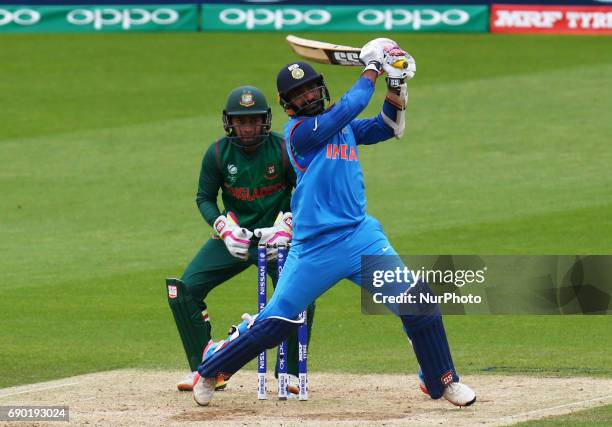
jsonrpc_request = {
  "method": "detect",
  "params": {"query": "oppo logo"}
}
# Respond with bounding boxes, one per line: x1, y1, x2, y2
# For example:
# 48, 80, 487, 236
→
358, 9, 470, 30
67, 8, 178, 30
219, 8, 330, 30
0, 9, 40, 26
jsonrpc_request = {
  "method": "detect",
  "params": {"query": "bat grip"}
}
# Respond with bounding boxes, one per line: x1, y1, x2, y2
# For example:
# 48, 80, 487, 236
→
392, 60, 408, 69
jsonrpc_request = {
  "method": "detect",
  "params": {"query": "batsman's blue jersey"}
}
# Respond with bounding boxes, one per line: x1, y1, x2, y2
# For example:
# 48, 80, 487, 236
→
284, 77, 394, 243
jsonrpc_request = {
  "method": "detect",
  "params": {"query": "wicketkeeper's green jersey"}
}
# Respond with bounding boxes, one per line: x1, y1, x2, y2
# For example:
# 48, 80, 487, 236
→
197, 132, 295, 231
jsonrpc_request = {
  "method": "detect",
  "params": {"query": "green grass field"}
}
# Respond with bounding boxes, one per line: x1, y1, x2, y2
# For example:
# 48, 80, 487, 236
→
515, 404, 612, 426
1, 33, 611, 423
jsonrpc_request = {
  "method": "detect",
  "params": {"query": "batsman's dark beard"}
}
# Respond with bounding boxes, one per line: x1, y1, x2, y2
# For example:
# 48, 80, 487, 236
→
296, 99, 324, 116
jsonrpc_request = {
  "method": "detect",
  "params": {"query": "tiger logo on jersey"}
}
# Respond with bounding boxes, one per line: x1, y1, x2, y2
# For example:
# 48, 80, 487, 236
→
265, 163, 278, 180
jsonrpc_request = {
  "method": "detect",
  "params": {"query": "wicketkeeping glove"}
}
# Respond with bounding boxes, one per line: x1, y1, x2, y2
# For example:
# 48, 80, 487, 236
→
254, 212, 293, 261
214, 212, 253, 261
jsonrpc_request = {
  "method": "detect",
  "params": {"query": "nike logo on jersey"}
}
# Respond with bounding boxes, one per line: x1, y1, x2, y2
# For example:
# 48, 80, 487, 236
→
382, 246, 390, 252
313, 117, 319, 131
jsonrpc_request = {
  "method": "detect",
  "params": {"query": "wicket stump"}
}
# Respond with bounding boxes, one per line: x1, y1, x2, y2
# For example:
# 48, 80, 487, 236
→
257, 243, 308, 401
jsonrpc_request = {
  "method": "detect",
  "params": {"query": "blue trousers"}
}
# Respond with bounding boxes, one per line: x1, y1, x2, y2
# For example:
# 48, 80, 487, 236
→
258, 215, 395, 320
199, 215, 458, 399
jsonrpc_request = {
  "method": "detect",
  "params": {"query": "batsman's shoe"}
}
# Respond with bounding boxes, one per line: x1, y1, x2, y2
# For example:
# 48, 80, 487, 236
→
215, 375, 227, 391
192, 339, 229, 404
418, 371, 476, 407
443, 382, 476, 407
192, 372, 216, 406
177, 371, 196, 391
178, 372, 227, 392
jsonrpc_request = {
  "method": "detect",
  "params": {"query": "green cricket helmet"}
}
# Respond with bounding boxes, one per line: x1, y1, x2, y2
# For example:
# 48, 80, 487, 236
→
222, 86, 272, 148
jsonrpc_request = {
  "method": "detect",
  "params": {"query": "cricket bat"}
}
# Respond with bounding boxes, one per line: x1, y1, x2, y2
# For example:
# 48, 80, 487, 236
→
286, 35, 407, 69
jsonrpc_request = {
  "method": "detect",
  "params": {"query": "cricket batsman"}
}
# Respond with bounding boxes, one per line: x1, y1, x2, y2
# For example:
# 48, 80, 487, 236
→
191, 39, 476, 407
165, 86, 316, 394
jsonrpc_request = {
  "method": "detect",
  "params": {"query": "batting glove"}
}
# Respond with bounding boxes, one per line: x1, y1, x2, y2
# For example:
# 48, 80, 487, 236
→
214, 212, 253, 261
254, 212, 293, 261
360, 38, 396, 75
383, 53, 416, 81
227, 313, 257, 338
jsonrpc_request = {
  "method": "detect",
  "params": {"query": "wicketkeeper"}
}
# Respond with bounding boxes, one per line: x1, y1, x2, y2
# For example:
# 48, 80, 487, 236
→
191, 38, 477, 408
166, 86, 316, 393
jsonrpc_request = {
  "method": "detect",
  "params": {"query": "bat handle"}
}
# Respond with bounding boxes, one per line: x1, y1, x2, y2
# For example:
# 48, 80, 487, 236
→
392, 59, 408, 69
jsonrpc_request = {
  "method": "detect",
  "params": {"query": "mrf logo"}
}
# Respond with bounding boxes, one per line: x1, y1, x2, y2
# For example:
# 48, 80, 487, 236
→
167, 285, 178, 299
494, 10, 563, 28
326, 143, 359, 162
441, 371, 454, 386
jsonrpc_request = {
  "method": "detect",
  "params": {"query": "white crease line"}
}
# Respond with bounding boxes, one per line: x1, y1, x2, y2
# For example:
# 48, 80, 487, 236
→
501, 394, 612, 421
0, 382, 79, 399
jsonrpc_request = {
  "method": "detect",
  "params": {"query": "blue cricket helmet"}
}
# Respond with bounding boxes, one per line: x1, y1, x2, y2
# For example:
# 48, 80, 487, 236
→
276, 61, 330, 117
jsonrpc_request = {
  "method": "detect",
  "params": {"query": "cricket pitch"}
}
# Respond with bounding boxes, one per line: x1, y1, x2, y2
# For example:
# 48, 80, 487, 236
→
1, 370, 611, 426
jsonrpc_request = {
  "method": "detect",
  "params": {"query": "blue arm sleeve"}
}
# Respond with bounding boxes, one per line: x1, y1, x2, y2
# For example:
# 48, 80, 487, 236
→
350, 113, 395, 145
290, 77, 375, 155
351, 98, 404, 145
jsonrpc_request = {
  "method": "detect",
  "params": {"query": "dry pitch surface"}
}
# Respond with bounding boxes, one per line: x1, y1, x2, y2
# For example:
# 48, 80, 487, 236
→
1, 370, 611, 426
